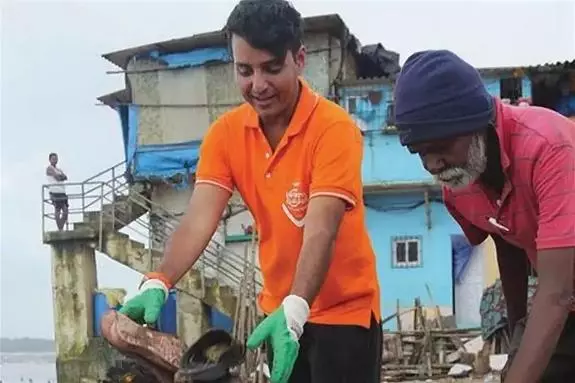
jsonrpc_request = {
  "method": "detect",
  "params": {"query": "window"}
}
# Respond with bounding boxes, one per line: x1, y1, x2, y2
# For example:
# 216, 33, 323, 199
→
386, 102, 395, 126
346, 96, 358, 114
500, 77, 522, 103
392, 236, 422, 268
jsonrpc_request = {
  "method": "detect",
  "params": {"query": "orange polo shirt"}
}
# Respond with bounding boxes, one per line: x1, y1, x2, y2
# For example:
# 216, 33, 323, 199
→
195, 81, 380, 328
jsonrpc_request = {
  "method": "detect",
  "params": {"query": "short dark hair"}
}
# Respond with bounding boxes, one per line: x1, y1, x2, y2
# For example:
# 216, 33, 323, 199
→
49, 152, 57, 159
225, 0, 303, 60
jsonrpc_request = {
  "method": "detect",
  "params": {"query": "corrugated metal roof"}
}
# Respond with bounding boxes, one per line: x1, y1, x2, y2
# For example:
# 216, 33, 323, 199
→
525, 59, 575, 73
341, 58, 575, 85
339, 77, 395, 87
477, 59, 575, 77
97, 89, 130, 107
477, 66, 522, 77
102, 14, 349, 69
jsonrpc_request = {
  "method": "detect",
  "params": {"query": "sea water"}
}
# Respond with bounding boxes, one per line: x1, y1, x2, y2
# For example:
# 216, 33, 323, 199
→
0, 353, 57, 383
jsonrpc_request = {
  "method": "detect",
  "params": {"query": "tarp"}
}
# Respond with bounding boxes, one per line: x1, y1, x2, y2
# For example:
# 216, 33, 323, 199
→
479, 277, 538, 340
451, 234, 474, 283
130, 140, 201, 185
115, 47, 231, 187
144, 47, 231, 69
118, 104, 201, 188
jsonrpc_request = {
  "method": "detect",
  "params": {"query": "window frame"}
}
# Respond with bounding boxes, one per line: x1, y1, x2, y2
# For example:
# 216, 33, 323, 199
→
391, 235, 423, 268
345, 95, 359, 114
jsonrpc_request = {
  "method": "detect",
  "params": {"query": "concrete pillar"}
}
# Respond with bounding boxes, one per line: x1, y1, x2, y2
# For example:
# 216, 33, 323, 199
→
51, 241, 97, 359
176, 270, 210, 348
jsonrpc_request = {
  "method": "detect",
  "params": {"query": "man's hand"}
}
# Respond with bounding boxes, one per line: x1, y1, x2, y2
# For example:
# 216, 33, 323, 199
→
503, 247, 574, 383
119, 277, 169, 325
247, 295, 309, 383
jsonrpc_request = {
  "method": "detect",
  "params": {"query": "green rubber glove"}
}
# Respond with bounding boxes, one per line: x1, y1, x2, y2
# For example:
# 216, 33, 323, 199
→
119, 279, 167, 325
246, 295, 309, 383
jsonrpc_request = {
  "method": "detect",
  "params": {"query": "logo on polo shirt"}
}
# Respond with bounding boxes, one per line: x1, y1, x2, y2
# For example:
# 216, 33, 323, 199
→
282, 182, 308, 228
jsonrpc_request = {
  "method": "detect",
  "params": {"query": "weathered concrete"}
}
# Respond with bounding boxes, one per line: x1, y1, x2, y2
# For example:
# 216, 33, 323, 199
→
175, 288, 210, 348
44, 198, 148, 382
51, 240, 98, 360
49, 240, 118, 383
55, 338, 120, 383
102, 231, 160, 273
43, 227, 97, 244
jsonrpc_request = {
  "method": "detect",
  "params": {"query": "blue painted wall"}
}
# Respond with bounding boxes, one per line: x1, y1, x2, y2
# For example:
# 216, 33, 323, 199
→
342, 73, 532, 186
338, 82, 434, 184
482, 75, 532, 99
522, 77, 532, 99
365, 194, 461, 330
482, 77, 501, 97
362, 133, 434, 185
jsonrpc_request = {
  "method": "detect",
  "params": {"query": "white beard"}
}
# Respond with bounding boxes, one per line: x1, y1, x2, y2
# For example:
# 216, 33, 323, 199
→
434, 133, 487, 190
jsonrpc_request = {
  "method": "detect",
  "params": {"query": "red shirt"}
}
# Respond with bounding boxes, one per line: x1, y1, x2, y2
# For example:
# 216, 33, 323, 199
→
444, 98, 575, 270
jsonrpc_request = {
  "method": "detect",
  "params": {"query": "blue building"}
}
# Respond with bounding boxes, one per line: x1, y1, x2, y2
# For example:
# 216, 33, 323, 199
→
337, 71, 534, 329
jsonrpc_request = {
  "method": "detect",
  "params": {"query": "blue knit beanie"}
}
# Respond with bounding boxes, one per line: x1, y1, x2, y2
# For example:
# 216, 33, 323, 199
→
394, 50, 494, 146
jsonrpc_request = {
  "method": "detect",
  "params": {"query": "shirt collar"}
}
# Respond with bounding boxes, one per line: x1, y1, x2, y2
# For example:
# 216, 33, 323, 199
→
244, 78, 320, 137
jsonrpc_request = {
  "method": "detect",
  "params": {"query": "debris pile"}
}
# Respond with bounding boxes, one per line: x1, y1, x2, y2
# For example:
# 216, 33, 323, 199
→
381, 297, 507, 382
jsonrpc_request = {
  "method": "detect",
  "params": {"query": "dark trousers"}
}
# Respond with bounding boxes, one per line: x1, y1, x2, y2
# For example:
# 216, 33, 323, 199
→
504, 313, 575, 382
50, 192, 69, 209
267, 314, 382, 383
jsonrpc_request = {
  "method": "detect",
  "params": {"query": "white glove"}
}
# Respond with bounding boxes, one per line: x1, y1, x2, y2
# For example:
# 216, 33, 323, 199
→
281, 295, 310, 340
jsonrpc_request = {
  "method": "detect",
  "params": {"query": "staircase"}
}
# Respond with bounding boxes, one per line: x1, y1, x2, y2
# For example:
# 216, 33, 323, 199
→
42, 161, 262, 317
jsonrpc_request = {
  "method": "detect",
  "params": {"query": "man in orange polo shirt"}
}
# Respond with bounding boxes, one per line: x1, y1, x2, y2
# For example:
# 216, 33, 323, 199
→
119, 0, 382, 382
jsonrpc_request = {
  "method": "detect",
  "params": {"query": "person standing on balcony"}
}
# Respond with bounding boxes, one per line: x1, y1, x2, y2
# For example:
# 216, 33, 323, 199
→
393, 50, 575, 382
118, 0, 382, 382
46, 152, 69, 231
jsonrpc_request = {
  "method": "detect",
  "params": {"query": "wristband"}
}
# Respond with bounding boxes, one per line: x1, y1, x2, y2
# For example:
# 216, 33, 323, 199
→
140, 279, 169, 302
142, 271, 173, 289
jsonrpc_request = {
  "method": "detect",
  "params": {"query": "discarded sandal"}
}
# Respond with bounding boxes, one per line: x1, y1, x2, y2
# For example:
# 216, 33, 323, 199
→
101, 310, 183, 373
174, 329, 245, 382
100, 310, 245, 383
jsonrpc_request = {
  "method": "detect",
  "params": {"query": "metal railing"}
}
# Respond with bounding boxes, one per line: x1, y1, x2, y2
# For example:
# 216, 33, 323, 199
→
41, 161, 262, 292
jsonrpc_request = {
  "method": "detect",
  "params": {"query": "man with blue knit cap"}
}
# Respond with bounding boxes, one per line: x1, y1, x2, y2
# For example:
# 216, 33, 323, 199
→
394, 50, 575, 383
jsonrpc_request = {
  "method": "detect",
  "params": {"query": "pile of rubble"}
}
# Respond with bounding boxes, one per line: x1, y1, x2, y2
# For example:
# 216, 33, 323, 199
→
381, 298, 508, 382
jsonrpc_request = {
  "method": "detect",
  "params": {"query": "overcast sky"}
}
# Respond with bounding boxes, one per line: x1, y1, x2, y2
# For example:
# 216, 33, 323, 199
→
1, 0, 574, 339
